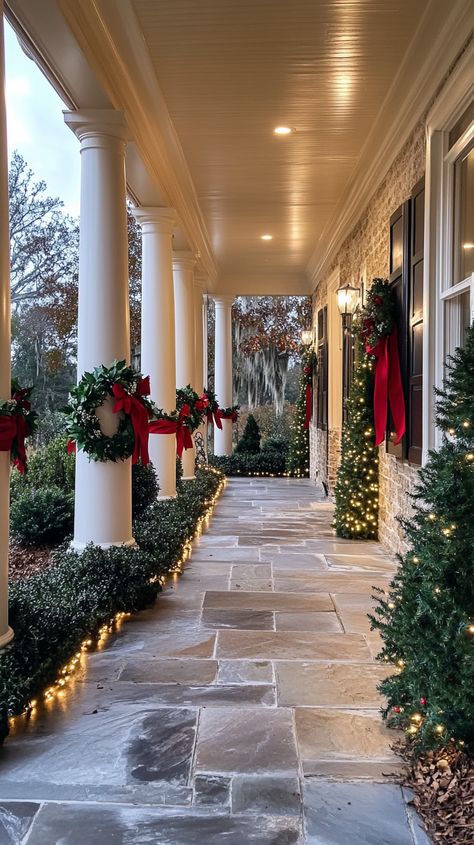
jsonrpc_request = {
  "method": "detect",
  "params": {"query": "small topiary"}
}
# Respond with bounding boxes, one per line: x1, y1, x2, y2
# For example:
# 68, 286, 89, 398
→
132, 461, 159, 520
235, 413, 261, 454
10, 486, 74, 546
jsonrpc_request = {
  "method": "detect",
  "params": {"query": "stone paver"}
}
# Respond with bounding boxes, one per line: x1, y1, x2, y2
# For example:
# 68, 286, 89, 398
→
0, 478, 430, 843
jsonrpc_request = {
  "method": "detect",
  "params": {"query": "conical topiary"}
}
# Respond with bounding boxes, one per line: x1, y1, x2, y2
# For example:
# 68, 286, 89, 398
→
235, 413, 261, 454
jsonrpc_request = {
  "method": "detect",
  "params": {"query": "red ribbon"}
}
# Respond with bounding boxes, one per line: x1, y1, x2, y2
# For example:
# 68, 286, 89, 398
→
112, 382, 151, 465
195, 395, 209, 414
206, 408, 223, 429
0, 414, 28, 474
366, 329, 406, 447
149, 404, 194, 458
67, 439, 76, 455
217, 409, 238, 423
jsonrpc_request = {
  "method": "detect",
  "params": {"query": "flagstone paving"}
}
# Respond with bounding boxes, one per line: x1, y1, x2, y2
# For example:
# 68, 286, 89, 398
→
0, 478, 431, 844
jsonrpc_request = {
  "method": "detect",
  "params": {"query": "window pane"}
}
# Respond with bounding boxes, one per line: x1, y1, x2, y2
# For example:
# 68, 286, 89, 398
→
444, 291, 471, 363
390, 216, 403, 273
453, 144, 474, 284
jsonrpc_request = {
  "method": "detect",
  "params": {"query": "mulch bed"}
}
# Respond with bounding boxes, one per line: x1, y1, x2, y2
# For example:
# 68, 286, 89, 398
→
404, 744, 474, 844
9, 543, 54, 582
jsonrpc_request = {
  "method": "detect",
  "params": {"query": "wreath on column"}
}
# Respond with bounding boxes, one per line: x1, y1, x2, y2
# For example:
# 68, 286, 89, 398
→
203, 387, 222, 428
218, 405, 240, 423
0, 380, 37, 473
63, 360, 154, 463
360, 278, 406, 446
176, 386, 208, 433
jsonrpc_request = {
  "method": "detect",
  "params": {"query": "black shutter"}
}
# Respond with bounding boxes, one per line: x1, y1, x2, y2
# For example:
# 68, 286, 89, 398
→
317, 307, 328, 430
387, 202, 409, 457
407, 178, 424, 465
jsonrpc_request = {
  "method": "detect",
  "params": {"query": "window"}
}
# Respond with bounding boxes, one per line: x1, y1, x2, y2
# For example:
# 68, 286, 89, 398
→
316, 306, 328, 430
386, 178, 425, 465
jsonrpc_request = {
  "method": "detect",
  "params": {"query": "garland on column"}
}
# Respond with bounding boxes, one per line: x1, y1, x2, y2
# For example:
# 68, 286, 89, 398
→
64, 361, 154, 463
370, 324, 474, 750
0, 380, 37, 474
333, 331, 378, 539
287, 349, 317, 478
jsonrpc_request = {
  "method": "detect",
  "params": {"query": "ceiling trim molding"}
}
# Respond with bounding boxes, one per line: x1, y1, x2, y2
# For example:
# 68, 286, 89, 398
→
57, 0, 217, 283
306, 0, 474, 292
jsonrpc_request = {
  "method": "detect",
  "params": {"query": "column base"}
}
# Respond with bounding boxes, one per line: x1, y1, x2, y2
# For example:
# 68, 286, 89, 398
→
70, 538, 137, 552
181, 475, 196, 481
157, 493, 177, 501
0, 626, 14, 650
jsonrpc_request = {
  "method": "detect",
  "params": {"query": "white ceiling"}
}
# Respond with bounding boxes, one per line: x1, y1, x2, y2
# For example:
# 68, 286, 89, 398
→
131, 0, 431, 282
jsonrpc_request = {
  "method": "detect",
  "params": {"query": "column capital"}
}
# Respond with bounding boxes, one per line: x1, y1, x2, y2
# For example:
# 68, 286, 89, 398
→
132, 206, 177, 234
173, 250, 196, 272
212, 294, 235, 308
63, 109, 129, 146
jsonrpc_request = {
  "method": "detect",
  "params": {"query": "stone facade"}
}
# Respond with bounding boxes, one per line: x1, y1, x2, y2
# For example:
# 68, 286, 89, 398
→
311, 120, 426, 555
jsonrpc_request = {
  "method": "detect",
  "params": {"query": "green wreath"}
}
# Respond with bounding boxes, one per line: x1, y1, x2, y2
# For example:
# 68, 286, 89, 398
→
176, 386, 207, 433
63, 360, 154, 463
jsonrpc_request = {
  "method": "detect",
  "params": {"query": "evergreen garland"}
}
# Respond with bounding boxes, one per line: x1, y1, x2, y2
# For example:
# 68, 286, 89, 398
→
286, 349, 316, 478
370, 324, 474, 750
333, 332, 379, 539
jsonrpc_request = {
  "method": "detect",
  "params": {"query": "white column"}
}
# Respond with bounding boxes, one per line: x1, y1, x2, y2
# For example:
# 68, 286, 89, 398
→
213, 295, 234, 456
0, 6, 13, 648
64, 110, 133, 549
133, 208, 177, 499
194, 277, 207, 459
173, 251, 197, 479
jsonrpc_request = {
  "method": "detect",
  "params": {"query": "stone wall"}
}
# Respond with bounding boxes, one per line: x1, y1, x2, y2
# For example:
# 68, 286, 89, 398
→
311, 120, 426, 555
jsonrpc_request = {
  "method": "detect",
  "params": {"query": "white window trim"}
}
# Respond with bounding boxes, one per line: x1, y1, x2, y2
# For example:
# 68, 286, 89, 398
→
423, 42, 474, 461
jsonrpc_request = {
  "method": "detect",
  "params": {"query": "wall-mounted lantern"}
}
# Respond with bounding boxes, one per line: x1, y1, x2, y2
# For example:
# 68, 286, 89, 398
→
301, 329, 314, 347
336, 284, 360, 325
336, 284, 360, 424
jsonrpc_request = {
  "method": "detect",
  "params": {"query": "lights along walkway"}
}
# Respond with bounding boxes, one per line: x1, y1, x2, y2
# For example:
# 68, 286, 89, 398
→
0, 478, 430, 844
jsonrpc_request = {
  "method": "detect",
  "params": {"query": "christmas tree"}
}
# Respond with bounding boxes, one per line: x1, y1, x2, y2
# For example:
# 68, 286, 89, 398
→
235, 414, 261, 454
286, 349, 316, 478
371, 324, 474, 749
333, 332, 378, 539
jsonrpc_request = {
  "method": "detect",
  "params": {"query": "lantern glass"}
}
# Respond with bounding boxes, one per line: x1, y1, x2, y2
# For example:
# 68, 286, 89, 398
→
336, 284, 360, 317
301, 329, 313, 346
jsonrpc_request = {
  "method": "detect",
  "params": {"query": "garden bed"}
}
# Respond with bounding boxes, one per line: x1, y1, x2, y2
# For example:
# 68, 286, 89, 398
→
0, 464, 224, 743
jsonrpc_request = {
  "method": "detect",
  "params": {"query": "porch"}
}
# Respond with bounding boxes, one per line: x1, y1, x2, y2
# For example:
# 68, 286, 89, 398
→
0, 479, 427, 844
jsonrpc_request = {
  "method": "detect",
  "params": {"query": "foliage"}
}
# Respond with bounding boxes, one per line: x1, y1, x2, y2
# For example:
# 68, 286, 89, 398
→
10, 434, 75, 502
63, 361, 154, 462
210, 451, 287, 477
370, 325, 474, 750
9, 152, 79, 414
286, 349, 316, 478
34, 410, 68, 448
360, 278, 395, 350
0, 466, 224, 741
10, 487, 74, 546
237, 404, 296, 445
235, 413, 261, 454
262, 436, 290, 455
333, 333, 379, 539
132, 461, 159, 520
233, 296, 312, 414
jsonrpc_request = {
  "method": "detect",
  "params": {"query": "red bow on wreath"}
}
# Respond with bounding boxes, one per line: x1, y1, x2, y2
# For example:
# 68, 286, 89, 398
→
217, 409, 238, 423
0, 414, 29, 474
149, 403, 194, 458
112, 379, 151, 465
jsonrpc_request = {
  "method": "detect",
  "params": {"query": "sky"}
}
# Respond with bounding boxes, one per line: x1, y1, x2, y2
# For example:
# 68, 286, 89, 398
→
4, 20, 80, 218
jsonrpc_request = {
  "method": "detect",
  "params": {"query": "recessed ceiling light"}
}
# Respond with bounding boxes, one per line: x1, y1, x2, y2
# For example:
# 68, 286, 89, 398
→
261, 234, 273, 241
273, 126, 293, 136
463, 242, 474, 249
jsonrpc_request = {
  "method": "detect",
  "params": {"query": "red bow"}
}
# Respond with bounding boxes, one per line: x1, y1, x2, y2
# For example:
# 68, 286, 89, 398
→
13, 388, 31, 411
366, 329, 406, 446
195, 395, 209, 414
0, 414, 29, 474
304, 383, 312, 430
112, 383, 151, 465
149, 404, 194, 458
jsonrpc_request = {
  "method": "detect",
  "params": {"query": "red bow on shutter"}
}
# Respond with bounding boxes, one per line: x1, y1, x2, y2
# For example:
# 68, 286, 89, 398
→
366, 329, 406, 446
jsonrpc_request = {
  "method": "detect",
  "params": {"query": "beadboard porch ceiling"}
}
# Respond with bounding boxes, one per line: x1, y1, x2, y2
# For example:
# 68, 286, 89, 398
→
131, 0, 430, 285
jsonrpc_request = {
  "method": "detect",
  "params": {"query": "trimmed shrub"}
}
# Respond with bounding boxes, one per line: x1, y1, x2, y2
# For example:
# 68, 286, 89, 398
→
235, 414, 261, 454
132, 461, 159, 520
10, 487, 74, 546
262, 436, 290, 455
0, 465, 224, 742
10, 434, 75, 502
210, 451, 286, 476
